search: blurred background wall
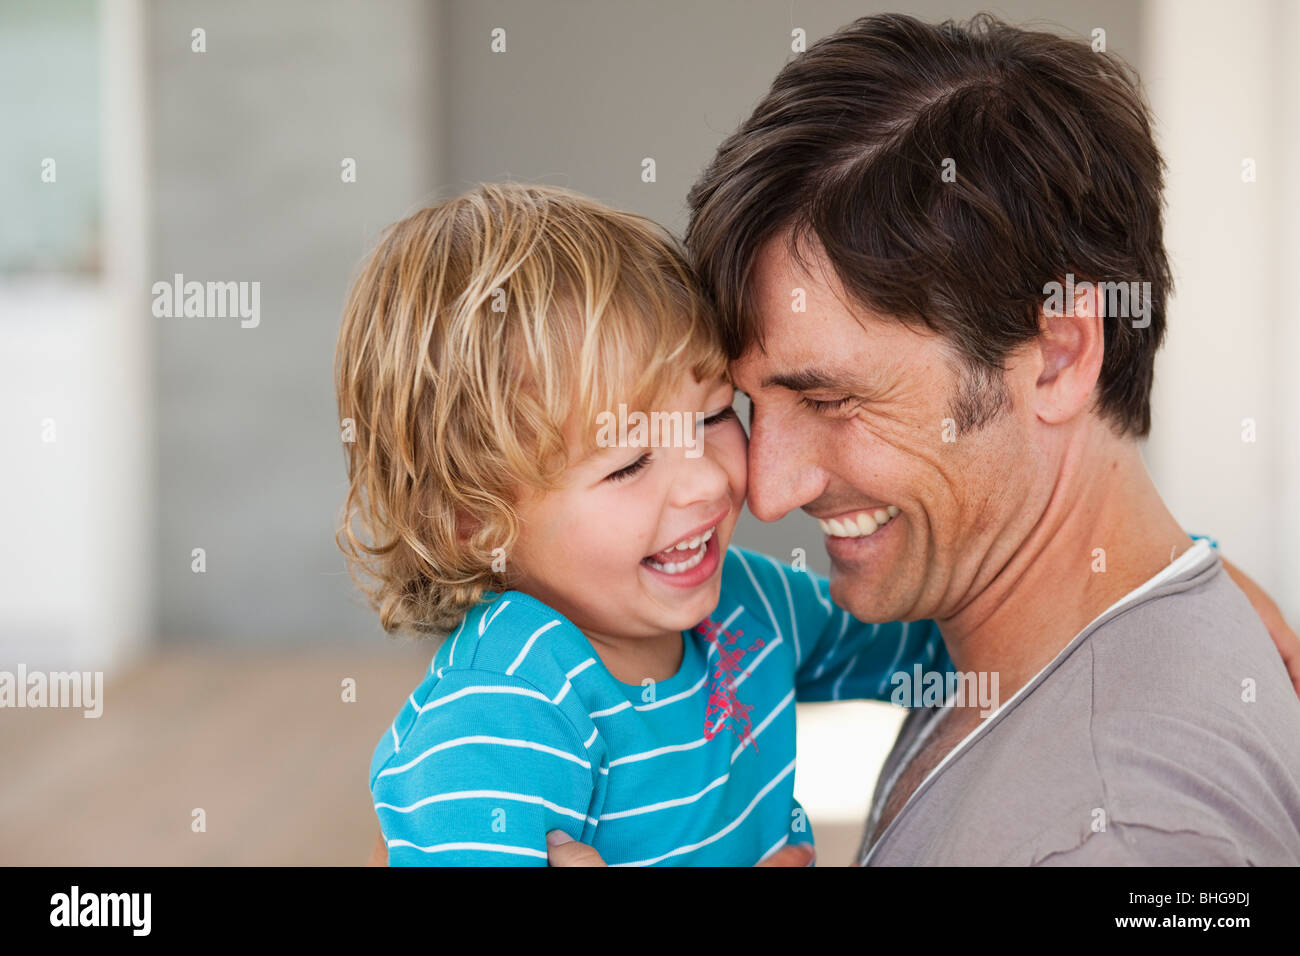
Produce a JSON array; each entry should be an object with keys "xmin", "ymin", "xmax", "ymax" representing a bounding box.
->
[{"xmin": 1, "ymin": 0, "xmax": 1295, "ymax": 865}]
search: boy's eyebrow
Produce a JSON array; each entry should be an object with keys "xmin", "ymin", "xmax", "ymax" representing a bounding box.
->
[{"xmin": 573, "ymin": 439, "xmax": 627, "ymax": 467}]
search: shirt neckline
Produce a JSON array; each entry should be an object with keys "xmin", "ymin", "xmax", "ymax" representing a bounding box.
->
[{"xmin": 860, "ymin": 539, "xmax": 1217, "ymax": 863}]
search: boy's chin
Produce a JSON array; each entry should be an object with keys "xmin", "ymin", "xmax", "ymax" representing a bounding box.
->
[{"xmin": 653, "ymin": 579, "xmax": 722, "ymax": 628}]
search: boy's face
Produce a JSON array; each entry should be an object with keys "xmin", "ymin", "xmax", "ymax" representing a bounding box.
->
[{"xmin": 508, "ymin": 373, "xmax": 747, "ymax": 645}]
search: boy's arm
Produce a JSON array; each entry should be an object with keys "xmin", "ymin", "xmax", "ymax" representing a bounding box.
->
[
  {"xmin": 795, "ymin": 606, "xmax": 951, "ymax": 704},
  {"xmin": 783, "ymin": 562, "xmax": 950, "ymax": 703},
  {"xmin": 372, "ymin": 670, "xmax": 596, "ymax": 866},
  {"xmin": 724, "ymin": 548, "xmax": 948, "ymax": 703},
  {"xmin": 1220, "ymin": 555, "xmax": 1300, "ymax": 695}
]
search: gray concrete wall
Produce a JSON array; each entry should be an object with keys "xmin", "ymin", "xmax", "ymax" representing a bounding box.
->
[{"xmin": 150, "ymin": 0, "xmax": 442, "ymax": 644}]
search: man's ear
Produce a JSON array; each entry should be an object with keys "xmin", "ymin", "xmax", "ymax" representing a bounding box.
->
[{"xmin": 1031, "ymin": 279, "xmax": 1105, "ymax": 426}]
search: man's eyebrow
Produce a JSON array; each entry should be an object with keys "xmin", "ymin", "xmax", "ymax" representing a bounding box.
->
[{"xmin": 761, "ymin": 367, "xmax": 852, "ymax": 392}]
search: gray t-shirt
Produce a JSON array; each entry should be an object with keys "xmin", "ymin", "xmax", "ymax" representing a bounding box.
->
[{"xmin": 859, "ymin": 544, "xmax": 1300, "ymax": 865}]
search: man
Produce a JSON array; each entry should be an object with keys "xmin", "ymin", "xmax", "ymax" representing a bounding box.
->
[{"xmin": 546, "ymin": 13, "xmax": 1300, "ymax": 866}]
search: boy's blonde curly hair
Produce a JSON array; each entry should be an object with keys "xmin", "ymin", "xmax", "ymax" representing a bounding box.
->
[{"xmin": 334, "ymin": 183, "xmax": 728, "ymax": 639}]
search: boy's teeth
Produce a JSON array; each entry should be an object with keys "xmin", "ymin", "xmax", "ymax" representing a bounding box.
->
[
  {"xmin": 818, "ymin": 507, "xmax": 900, "ymax": 539},
  {"xmin": 645, "ymin": 546, "xmax": 706, "ymax": 574},
  {"xmin": 646, "ymin": 527, "xmax": 714, "ymax": 572}
]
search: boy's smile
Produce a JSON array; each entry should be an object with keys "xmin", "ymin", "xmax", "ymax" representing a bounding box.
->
[{"xmin": 639, "ymin": 508, "xmax": 726, "ymax": 585}]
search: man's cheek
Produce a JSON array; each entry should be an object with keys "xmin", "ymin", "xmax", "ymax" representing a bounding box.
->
[{"xmin": 722, "ymin": 427, "xmax": 749, "ymax": 492}]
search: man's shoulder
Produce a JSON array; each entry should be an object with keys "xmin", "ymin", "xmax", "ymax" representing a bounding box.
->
[
  {"xmin": 981, "ymin": 561, "xmax": 1300, "ymax": 863},
  {"xmin": 1082, "ymin": 559, "xmax": 1300, "ymax": 756},
  {"xmin": 1087, "ymin": 556, "xmax": 1275, "ymax": 683},
  {"xmin": 866, "ymin": 560, "xmax": 1300, "ymax": 865},
  {"xmin": 1080, "ymin": 562, "xmax": 1300, "ymax": 859}
]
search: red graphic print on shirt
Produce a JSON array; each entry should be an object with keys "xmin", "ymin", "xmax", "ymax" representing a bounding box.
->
[{"xmin": 697, "ymin": 615, "xmax": 765, "ymax": 752}]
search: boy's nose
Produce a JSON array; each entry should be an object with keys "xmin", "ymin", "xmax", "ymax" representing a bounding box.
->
[{"xmin": 668, "ymin": 439, "xmax": 733, "ymax": 507}]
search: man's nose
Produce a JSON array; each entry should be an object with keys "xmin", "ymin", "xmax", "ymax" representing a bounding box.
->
[{"xmin": 746, "ymin": 410, "xmax": 824, "ymax": 523}]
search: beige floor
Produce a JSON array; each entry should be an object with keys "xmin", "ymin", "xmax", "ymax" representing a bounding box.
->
[{"xmin": 0, "ymin": 646, "xmax": 900, "ymax": 866}]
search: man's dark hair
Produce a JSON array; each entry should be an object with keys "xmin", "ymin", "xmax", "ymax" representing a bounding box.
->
[{"xmin": 686, "ymin": 12, "xmax": 1172, "ymax": 437}]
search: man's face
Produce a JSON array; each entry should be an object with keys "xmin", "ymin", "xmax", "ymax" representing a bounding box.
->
[{"xmin": 730, "ymin": 235, "xmax": 1046, "ymax": 623}]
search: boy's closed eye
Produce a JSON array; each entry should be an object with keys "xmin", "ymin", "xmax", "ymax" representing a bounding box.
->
[
  {"xmin": 601, "ymin": 406, "xmax": 740, "ymax": 484},
  {"xmin": 605, "ymin": 453, "xmax": 652, "ymax": 483}
]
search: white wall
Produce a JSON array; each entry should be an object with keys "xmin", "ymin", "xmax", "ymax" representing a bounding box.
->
[
  {"xmin": 0, "ymin": 0, "xmax": 151, "ymax": 673},
  {"xmin": 1143, "ymin": 0, "xmax": 1300, "ymax": 619},
  {"xmin": 1, "ymin": 283, "xmax": 100, "ymax": 670}
]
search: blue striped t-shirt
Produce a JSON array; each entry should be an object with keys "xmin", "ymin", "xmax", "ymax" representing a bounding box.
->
[{"xmin": 370, "ymin": 545, "xmax": 953, "ymax": 865}]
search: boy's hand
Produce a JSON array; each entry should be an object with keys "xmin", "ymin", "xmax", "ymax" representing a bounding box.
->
[
  {"xmin": 545, "ymin": 830, "xmax": 607, "ymax": 866},
  {"xmin": 366, "ymin": 828, "xmax": 387, "ymax": 866},
  {"xmin": 759, "ymin": 844, "xmax": 816, "ymax": 866},
  {"xmin": 1221, "ymin": 556, "xmax": 1300, "ymax": 696},
  {"xmin": 544, "ymin": 831, "xmax": 816, "ymax": 866}
]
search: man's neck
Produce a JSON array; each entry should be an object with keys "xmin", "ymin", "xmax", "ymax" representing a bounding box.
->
[{"xmin": 937, "ymin": 426, "xmax": 1194, "ymax": 704}]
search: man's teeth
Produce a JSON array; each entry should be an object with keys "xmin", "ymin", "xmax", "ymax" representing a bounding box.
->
[
  {"xmin": 645, "ymin": 527, "xmax": 714, "ymax": 574},
  {"xmin": 818, "ymin": 505, "xmax": 900, "ymax": 539}
]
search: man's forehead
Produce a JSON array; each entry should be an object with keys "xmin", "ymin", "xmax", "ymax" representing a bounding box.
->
[
  {"xmin": 730, "ymin": 338, "xmax": 877, "ymax": 396},
  {"xmin": 758, "ymin": 225, "xmax": 870, "ymax": 298},
  {"xmin": 747, "ymin": 233, "xmax": 879, "ymax": 335},
  {"xmin": 729, "ymin": 305, "xmax": 936, "ymax": 399},
  {"xmin": 730, "ymin": 297, "xmax": 886, "ymax": 392}
]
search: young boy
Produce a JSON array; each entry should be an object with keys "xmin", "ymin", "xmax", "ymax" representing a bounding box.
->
[{"xmin": 334, "ymin": 184, "xmax": 1289, "ymax": 866}]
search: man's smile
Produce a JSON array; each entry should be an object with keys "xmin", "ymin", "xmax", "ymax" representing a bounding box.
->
[{"xmin": 815, "ymin": 505, "xmax": 900, "ymax": 538}]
